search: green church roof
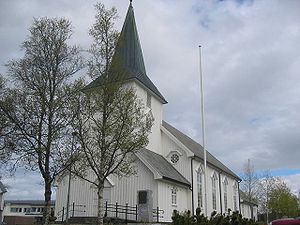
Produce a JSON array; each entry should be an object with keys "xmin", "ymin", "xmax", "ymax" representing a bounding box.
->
[{"xmin": 84, "ymin": 2, "xmax": 167, "ymax": 104}]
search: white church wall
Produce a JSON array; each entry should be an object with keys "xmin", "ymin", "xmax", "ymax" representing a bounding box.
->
[
  {"xmin": 55, "ymin": 171, "xmax": 99, "ymax": 218},
  {"xmin": 108, "ymin": 158, "xmax": 158, "ymax": 208},
  {"xmin": 192, "ymin": 160, "xmax": 222, "ymax": 216},
  {"xmin": 157, "ymin": 180, "xmax": 190, "ymax": 222},
  {"xmin": 131, "ymin": 81, "xmax": 163, "ymax": 154},
  {"xmin": 55, "ymin": 158, "xmax": 158, "ymax": 220},
  {"xmin": 218, "ymin": 174, "xmax": 240, "ymax": 214},
  {"xmin": 161, "ymin": 132, "xmax": 192, "ymax": 180},
  {"xmin": 191, "ymin": 159, "xmax": 240, "ymax": 216}
]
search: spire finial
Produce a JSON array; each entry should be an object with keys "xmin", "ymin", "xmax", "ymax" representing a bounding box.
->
[{"xmin": 130, "ymin": 0, "xmax": 132, "ymax": 3}]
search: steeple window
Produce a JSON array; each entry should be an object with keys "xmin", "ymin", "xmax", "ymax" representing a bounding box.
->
[{"xmin": 147, "ymin": 92, "xmax": 151, "ymax": 108}]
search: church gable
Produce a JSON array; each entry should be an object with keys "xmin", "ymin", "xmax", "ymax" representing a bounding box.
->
[
  {"xmin": 162, "ymin": 121, "xmax": 240, "ymax": 180},
  {"xmin": 136, "ymin": 148, "xmax": 190, "ymax": 187},
  {"xmin": 161, "ymin": 130, "xmax": 192, "ymax": 180}
]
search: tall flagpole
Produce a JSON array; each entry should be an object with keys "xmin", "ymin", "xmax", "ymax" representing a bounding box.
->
[{"xmin": 199, "ymin": 45, "xmax": 208, "ymax": 217}]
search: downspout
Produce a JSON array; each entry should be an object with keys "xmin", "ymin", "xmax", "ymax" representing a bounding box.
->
[
  {"xmin": 191, "ymin": 158, "xmax": 195, "ymax": 215},
  {"xmin": 218, "ymin": 172, "xmax": 223, "ymax": 215}
]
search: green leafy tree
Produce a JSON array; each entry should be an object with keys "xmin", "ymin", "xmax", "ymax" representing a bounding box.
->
[
  {"xmin": 0, "ymin": 18, "xmax": 83, "ymax": 225},
  {"xmin": 268, "ymin": 183, "xmax": 299, "ymax": 218},
  {"xmin": 257, "ymin": 170, "xmax": 281, "ymax": 223}
]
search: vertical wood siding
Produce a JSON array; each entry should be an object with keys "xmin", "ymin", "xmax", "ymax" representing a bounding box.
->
[
  {"xmin": 55, "ymin": 158, "xmax": 158, "ymax": 219},
  {"xmin": 157, "ymin": 181, "xmax": 190, "ymax": 222},
  {"xmin": 161, "ymin": 132, "xmax": 191, "ymax": 179}
]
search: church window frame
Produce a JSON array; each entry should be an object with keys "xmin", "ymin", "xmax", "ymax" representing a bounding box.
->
[
  {"xmin": 223, "ymin": 177, "xmax": 228, "ymax": 212},
  {"xmin": 171, "ymin": 187, "xmax": 177, "ymax": 206},
  {"xmin": 146, "ymin": 92, "xmax": 151, "ymax": 108},
  {"xmin": 170, "ymin": 153, "xmax": 180, "ymax": 164},
  {"xmin": 233, "ymin": 182, "xmax": 238, "ymax": 211},
  {"xmin": 197, "ymin": 166, "xmax": 203, "ymax": 208},
  {"xmin": 211, "ymin": 172, "xmax": 218, "ymax": 210}
]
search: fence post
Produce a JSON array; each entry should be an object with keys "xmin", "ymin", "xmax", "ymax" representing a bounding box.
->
[
  {"xmin": 115, "ymin": 202, "xmax": 118, "ymax": 218},
  {"xmin": 135, "ymin": 205, "xmax": 138, "ymax": 221},
  {"xmin": 125, "ymin": 203, "xmax": 128, "ymax": 222},
  {"xmin": 72, "ymin": 202, "xmax": 75, "ymax": 217},
  {"xmin": 105, "ymin": 201, "xmax": 108, "ymax": 217},
  {"xmin": 62, "ymin": 207, "xmax": 65, "ymax": 222},
  {"xmin": 157, "ymin": 206, "xmax": 159, "ymax": 222}
]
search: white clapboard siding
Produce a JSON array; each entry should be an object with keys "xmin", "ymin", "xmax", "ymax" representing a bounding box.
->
[
  {"xmin": 132, "ymin": 81, "xmax": 163, "ymax": 154},
  {"xmin": 161, "ymin": 132, "xmax": 192, "ymax": 180},
  {"xmin": 109, "ymin": 158, "xmax": 158, "ymax": 208},
  {"xmin": 157, "ymin": 180, "xmax": 190, "ymax": 222}
]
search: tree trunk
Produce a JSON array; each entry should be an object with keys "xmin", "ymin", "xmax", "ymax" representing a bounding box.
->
[
  {"xmin": 97, "ymin": 184, "xmax": 104, "ymax": 225},
  {"xmin": 43, "ymin": 181, "xmax": 52, "ymax": 225}
]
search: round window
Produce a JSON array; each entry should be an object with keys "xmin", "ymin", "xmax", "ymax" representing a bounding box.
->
[{"xmin": 170, "ymin": 153, "xmax": 179, "ymax": 164}]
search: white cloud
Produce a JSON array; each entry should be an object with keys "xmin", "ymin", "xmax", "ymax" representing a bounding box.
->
[
  {"xmin": 2, "ymin": 171, "xmax": 54, "ymax": 200},
  {"xmin": 282, "ymin": 174, "xmax": 300, "ymax": 196},
  {"xmin": 1, "ymin": 0, "xmax": 300, "ymax": 199}
]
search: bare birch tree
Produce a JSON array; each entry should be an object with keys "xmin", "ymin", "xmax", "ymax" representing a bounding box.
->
[
  {"xmin": 69, "ymin": 3, "xmax": 153, "ymax": 225},
  {"xmin": 72, "ymin": 82, "xmax": 152, "ymax": 225},
  {"xmin": 0, "ymin": 18, "xmax": 83, "ymax": 225},
  {"xmin": 240, "ymin": 159, "xmax": 259, "ymax": 220},
  {"xmin": 88, "ymin": 2, "xmax": 119, "ymax": 79},
  {"xmin": 257, "ymin": 170, "xmax": 280, "ymax": 223},
  {"xmin": 0, "ymin": 76, "xmax": 14, "ymax": 171}
]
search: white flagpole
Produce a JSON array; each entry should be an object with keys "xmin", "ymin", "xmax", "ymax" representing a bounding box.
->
[{"xmin": 199, "ymin": 45, "xmax": 208, "ymax": 217}]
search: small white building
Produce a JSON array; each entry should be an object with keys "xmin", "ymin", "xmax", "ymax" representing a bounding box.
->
[
  {"xmin": 55, "ymin": 2, "xmax": 241, "ymax": 223},
  {"xmin": 3, "ymin": 200, "xmax": 55, "ymax": 225},
  {"xmin": 0, "ymin": 181, "xmax": 7, "ymax": 222},
  {"xmin": 240, "ymin": 199, "xmax": 258, "ymax": 221}
]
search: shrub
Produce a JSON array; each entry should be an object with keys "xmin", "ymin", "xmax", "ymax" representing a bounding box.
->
[{"xmin": 171, "ymin": 208, "xmax": 258, "ymax": 225}]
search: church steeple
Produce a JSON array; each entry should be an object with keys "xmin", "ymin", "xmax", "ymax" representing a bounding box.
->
[
  {"xmin": 85, "ymin": 2, "xmax": 167, "ymax": 104},
  {"xmin": 111, "ymin": 2, "xmax": 147, "ymax": 85}
]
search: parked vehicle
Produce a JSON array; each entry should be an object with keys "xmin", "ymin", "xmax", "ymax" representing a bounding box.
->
[{"xmin": 270, "ymin": 218, "xmax": 300, "ymax": 225}]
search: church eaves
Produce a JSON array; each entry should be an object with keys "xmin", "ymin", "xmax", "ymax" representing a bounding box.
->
[{"xmin": 84, "ymin": 2, "xmax": 167, "ymax": 104}]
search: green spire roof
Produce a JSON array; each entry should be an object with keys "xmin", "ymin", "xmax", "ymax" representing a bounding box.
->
[{"xmin": 85, "ymin": 2, "xmax": 167, "ymax": 104}]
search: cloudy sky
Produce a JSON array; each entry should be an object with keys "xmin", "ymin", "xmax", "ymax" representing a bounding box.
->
[{"xmin": 1, "ymin": 0, "xmax": 300, "ymax": 199}]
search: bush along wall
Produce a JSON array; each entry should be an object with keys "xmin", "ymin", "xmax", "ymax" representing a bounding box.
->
[{"xmin": 171, "ymin": 208, "xmax": 258, "ymax": 225}]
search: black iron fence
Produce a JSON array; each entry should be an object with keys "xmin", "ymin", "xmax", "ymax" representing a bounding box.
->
[
  {"xmin": 56, "ymin": 203, "xmax": 86, "ymax": 222},
  {"xmin": 104, "ymin": 202, "xmax": 138, "ymax": 222},
  {"xmin": 57, "ymin": 201, "xmax": 164, "ymax": 222},
  {"xmin": 153, "ymin": 206, "xmax": 164, "ymax": 223}
]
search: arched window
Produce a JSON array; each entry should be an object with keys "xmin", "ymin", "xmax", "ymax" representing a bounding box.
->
[
  {"xmin": 223, "ymin": 178, "xmax": 228, "ymax": 211},
  {"xmin": 233, "ymin": 182, "xmax": 238, "ymax": 211},
  {"xmin": 147, "ymin": 92, "xmax": 151, "ymax": 108},
  {"xmin": 197, "ymin": 167, "xmax": 203, "ymax": 208},
  {"xmin": 171, "ymin": 187, "xmax": 177, "ymax": 206},
  {"xmin": 211, "ymin": 172, "xmax": 218, "ymax": 210}
]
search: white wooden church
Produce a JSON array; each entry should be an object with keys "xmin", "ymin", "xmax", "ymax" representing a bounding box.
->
[{"xmin": 55, "ymin": 2, "xmax": 241, "ymax": 222}]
